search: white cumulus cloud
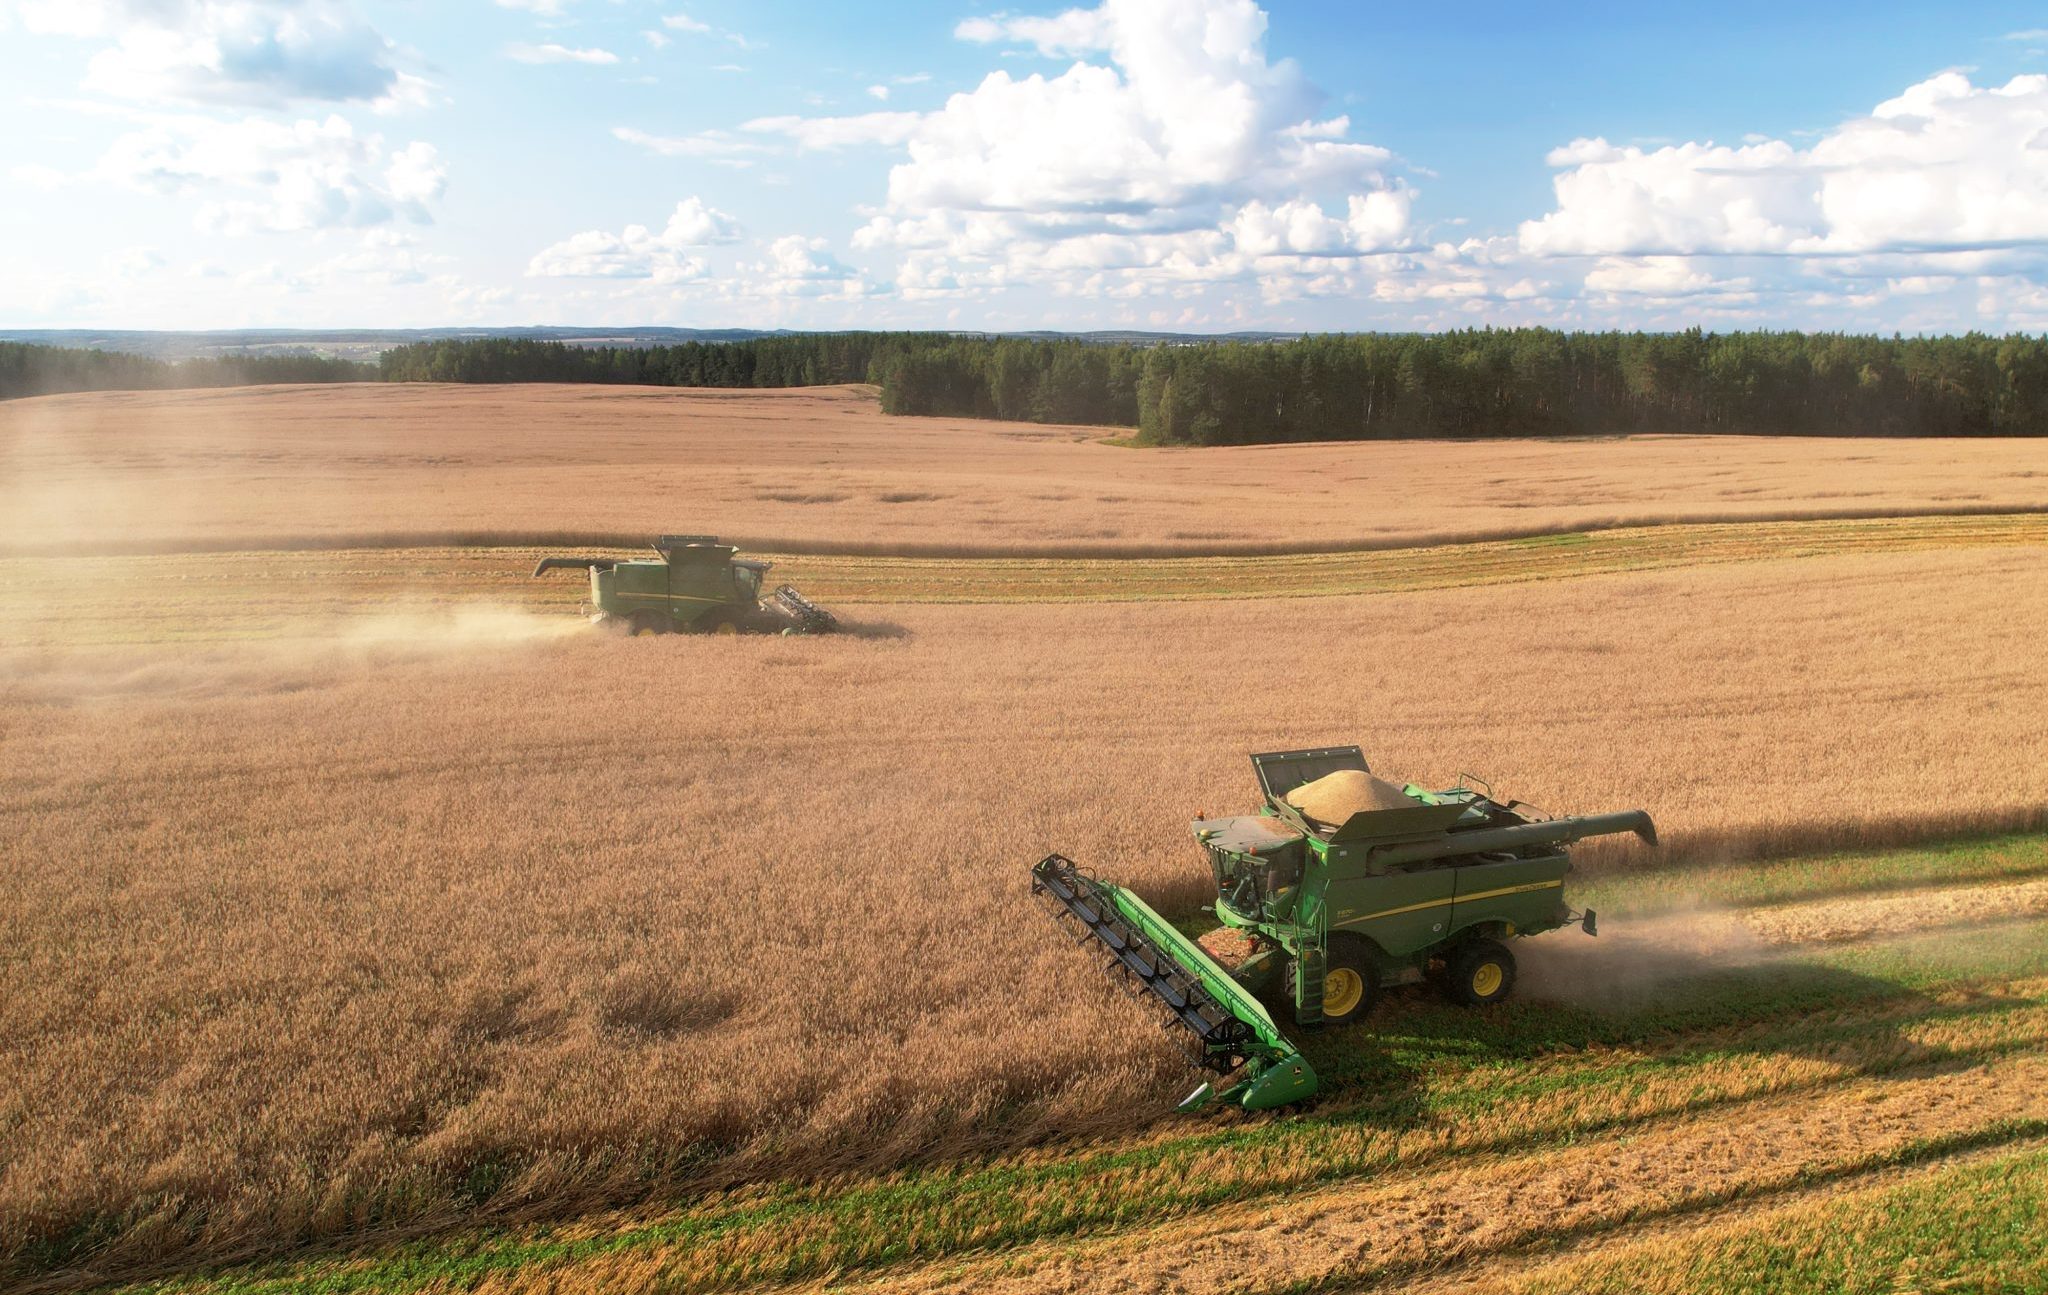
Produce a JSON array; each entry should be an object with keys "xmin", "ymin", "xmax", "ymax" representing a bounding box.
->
[
  {"xmin": 527, "ymin": 197, "xmax": 742, "ymax": 281},
  {"xmin": 95, "ymin": 112, "xmax": 446, "ymax": 232},
  {"xmin": 659, "ymin": 11, "xmax": 750, "ymax": 46},
  {"xmin": 784, "ymin": 0, "xmax": 1417, "ymax": 303},
  {"xmin": 611, "ymin": 125, "xmax": 768, "ymax": 165},
  {"xmin": 16, "ymin": 0, "xmax": 414, "ymax": 110},
  {"xmin": 742, "ymin": 111, "xmax": 922, "ymax": 151},
  {"xmin": 1522, "ymin": 72, "xmax": 2048, "ymax": 260},
  {"xmin": 1582, "ymin": 255, "xmax": 1748, "ymax": 298},
  {"xmin": 731, "ymin": 235, "xmax": 878, "ymax": 299},
  {"xmin": 508, "ymin": 43, "xmax": 619, "ymax": 65}
]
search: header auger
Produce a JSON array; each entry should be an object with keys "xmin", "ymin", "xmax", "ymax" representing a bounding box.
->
[
  {"xmin": 533, "ymin": 535, "xmax": 839, "ymax": 636},
  {"xmin": 1031, "ymin": 745, "xmax": 1656, "ymax": 1112}
]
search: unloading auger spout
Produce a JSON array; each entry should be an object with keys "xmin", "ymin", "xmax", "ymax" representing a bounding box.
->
[{"xmin": 1029, "ymin": 854, "xmax": 1317, "ymax": 1112}]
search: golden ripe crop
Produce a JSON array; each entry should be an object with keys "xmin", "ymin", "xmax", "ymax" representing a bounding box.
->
[
  {"xmin": 7, "ymin": 382, "xmax": 2048, "ymax": 555},
  {"xmin": 4, "ymin": 545, "xmax": 2046, "ymax": 1275}
]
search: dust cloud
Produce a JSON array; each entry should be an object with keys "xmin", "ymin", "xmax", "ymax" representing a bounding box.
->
[
  {"xmin": 1515, "ymin": 905, "xmax": 1768, "ymax": 1011},
  {"xmin": 0, "ymin": 607, "xmax": 587, "ymax": 707},
  {"xmin": 1516, "ymin": 874, "xmax": 2048, "ymax": 1011},
  {"xmin": 339, "ymin": 607, "xmax": 588, "ymax": 648}
]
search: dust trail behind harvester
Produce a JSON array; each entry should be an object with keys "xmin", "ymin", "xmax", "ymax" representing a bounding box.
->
[
  {"xmin": 339, "ymin": 607, "xmax": 587, "ymax": 649},
  {"xmin": 1517, "ymin": 874, "xmax": 2048, "ymax": 1011},
  {"xmin": 1514, "ymin": 904, "xmax": 1768, "ymax": 1011},
  {"xmin": 0, "ymin": 606, "xmax": 587, "ymax": 708}
]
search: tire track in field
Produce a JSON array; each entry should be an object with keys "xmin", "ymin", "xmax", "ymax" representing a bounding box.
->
[
  {"xmin": 786, "ymin": 1053, "xmax": 2048, "ymax": 1295},
  {"xmin": 1735, "ymin": 875, "xmax": 2048, "ymax": 946},
  {"xmin": 1388, "ymin": 1137, "xmax": 2048, "ymax": 1295}
]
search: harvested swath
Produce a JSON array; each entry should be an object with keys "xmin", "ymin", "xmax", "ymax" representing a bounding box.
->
[
  {"xmin": 1286, "ymin": 769, "xmax": 1416, "ymax": 824},
  {"xmin": 816, "ymin": 1053, "xmax": 2048, "ymax": 1294}
]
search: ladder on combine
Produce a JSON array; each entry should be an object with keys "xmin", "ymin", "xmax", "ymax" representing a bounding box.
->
[{"xmin": 1030, "ymin": 854, "xmax": 1318, "ymax": 1111}]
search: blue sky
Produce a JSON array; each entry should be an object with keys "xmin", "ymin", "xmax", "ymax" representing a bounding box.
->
[{"xmin": 5, "ymin": 0, "xmax": 2048, "ymax": 332}]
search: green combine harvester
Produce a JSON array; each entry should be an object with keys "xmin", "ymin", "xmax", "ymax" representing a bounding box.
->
[
  {"xmin": 534, "ymin": 535, "xmax": 837, "ymax": 635},
  {"xmin": 1032, "ymin": 745, "xmax": 1656, "ymax": 1112}
]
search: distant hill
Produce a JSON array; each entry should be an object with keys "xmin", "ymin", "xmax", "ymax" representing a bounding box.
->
[
  {"xmin": 0, "ymin": 326, "xmax": 1300, "ymax": 363},
  {"xmin": 0, "ymin": 327, "xmax": 798, "ymax": 363}
]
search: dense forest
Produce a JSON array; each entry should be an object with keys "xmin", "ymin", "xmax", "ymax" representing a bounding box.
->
[
  {"xmin": 0, "ymin": 342, "xmax": 371, "ymax": 401},
  {"xmin": 370, "ymin": 329, "xmax": 2048, "ymax": 439},
  {"xmin": 12, "ymin": 329, "xmax": 2048, "ymax": 439},
  {"xmin": 375, "ymin": 333, "xmax": 918, "ymax": 388},
  {"xmin": 876, "ymin": 330, "xmax": 2048, "ymax": 440}
]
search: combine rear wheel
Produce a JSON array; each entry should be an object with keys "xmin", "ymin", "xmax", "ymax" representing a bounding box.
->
[
  {"xmin": 1445, "ymin": 939, "xmax": 1516, "ymax": 1007},
  {"xmin": 1320, "ymin": 942, "xmax": 1378, "ymax": 1026},
  {"xmin": 630, "ymin": 613, "xmax": 667, "ymax": 637}
]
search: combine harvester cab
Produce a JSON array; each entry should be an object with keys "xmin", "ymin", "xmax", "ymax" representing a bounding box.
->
[
  {"xmin": 1033, "ymin": 744, "xmax": 1655, "ymax": 1113},
  {"xmin": 532, "ymin": 534, "xmax": 838, "ymax": 636}
]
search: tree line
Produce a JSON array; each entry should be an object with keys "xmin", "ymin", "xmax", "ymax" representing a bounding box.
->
[
  {"xmin": 375, "ymin": 333, "xmax": 927, "ymax": 388},
  {"xmin": 880, "ymin": 328, "xmax": 2048, "ymax": 440},
  {"xmin": 369, "ymin": 328, "xmax": 2048, "ymax": 439},
  {"xmin": 0, "ymin": 342, "xmax": 372, "ymax": 401},
  {"xmin": 373, "ymin": 332, "xmax": 1150, "ymax": 426},
  {"xmin": 11, "ymin": 329, "xmax": 2048, "ymax": 439}
]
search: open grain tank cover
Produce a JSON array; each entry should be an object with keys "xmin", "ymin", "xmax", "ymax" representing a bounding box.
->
[
  {"xmin": 1251, "ymin": 746, "xmax": 1371, "ymax": 804},
  {"xmin": 1285, "ymin": 769, "xmax": 1418, "ymax": 825}
]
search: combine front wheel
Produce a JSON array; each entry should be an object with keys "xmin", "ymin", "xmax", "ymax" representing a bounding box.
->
[
  {"xmin": 703, "ymin": 613, "xmax": 741, "ymax": 636},
  {"xmin": 1446, "ymin": 939, "xmax": 1516, "ymax": 1007},
  {"xmin": 1320, "ymin": 942, "xmax": 1378, "ymax": 1026},
  {"xmin": 630, "ymin": 613, "xmax": 667, "ymax": 638}
]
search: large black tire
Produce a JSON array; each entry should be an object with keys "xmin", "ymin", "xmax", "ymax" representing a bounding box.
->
[
  {"xmin": 1444, "ymin": 939, "xmax": 1517, "ymax": 1007},
  {"xmin": 630, "ymin": 612, "xmax": 667, "ymax": 637},
  {"xmin": 699, "ymin": 612, "xmax": 741, "ymax": 636},
  {"xmin": 1319, "ymin": 941, "xmax": 1379, "ymax": 1027}
]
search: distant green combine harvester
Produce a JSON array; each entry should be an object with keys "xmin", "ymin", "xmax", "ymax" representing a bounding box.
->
[{"xmin": 534, "ymin": 534, "xmax": 838, "ymax": 635}]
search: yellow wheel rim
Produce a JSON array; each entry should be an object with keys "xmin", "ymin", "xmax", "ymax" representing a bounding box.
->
[
  {"xmin": 634, "ymin": 626, "xmax": 658, "ymax": 638},
  {"xmin": 1324, "ymin": 968, "xmax": 1365, "ymax": 1017},
  {"xmin": 713, "ymin": 620, "xmax": 740, "ymax": 636},
  {"xmin": 1471, "ymin": 961, "xmax": 1504, "ymax": 998}
]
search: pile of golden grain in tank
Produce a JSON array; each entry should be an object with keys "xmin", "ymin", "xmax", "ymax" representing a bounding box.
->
[{"xmin": 1285, "ymin": 769, "xmax": 1416, "ymax": 825}]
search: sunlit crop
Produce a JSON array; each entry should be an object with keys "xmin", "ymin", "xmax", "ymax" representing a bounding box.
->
[
  {"xmin": 5, "ymin": 544, "xmax": 2047, "ymax": 1280},
  {"xmin": 6, "ymin": 383, "xmax": 2048, "ymax": 555}
]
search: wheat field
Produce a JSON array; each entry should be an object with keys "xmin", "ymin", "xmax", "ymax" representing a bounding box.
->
[
  {"xmin": 7, "ymin": 383, "xmax": 2048, "ymax": 555},
  {"xmin": 5, "ymin": 383, "xmax": 2048, "ymax": 1293},
  {"xmin": 7, "ymin": 543, "xmax": 2048, "ymax": 1285}
]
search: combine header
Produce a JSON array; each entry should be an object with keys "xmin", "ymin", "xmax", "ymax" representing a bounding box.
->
[
  {"xmin": 1033, "ymin": 854, "xmax": 1315, "ymax": 1111},
  {"xmin": 534, "ymin": 535, "xmax": 838, "ymax": 636},
  {"xmin": 1033, "ymin": 745, "xmax": 1656, "ymax": 1112}
]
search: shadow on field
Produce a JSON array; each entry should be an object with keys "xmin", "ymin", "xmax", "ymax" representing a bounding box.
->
[
  {"xmin": 834, "ymin": 617, "xmax": 911, "ymax": 640},
  {"xmin": 1289, "ymin": 944, "xmax": 2036, "ymax": 1132}
]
